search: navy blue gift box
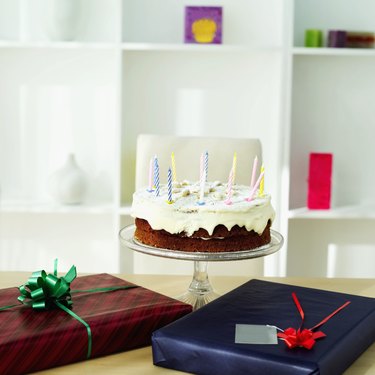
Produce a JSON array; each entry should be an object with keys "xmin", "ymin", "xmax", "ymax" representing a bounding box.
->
[{"xmin": 152, "ymin": 279, "xmax": 375, "ymax": 375}]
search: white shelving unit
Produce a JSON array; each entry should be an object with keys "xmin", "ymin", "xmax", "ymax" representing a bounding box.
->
[
  {"xmin": 1, "ymin": 0, "xmax": 374, "ymax": 278},
  {"xmin": 0, "ymin": 0, "xmax": 122, "ymax": 274},
  {"xmin": 286, "ymin": 0, "xmax": 375, "ymax": 277}
]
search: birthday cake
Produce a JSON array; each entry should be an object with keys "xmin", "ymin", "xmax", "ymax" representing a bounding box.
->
[{"xmin": 131, "ymin": 180, "xmax": 275, "ymax": 253}]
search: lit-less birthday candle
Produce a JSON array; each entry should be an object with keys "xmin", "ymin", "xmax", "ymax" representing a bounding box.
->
[
  {"xmin": 246, "ymin": 170, "xmax": 264, "ymax": 202},
  {"xmin": 232, "ymin": 152, "xmax": 237, "ymax": 184},
  {"xmin": 204, "ymin": 151, "xmax": 209, "ymax": 181},
  {"xmin": 154, "ymin": 156, "xmax": 160, "ymax": 196},
  {"xmin": 147, "ymin": 157, "xmax": 153, "ymax": 192},
  {"xmin": 259, "ymin": 165, "xmax": 265, "ymax": 196},
  {"xmin": 199, "ymin": 152, "xmax": 204, "ymax": 182},
  {"xmin": 167, "ymin": 167, "xmax": 173, "ymax": 204},
  {"xmin": 171, "ymin": 152, "xmax": 177, "ymax": 182},
  {"xmin": 198, "ymin": 169, "xmax": 206, "ymax": 205},
  {"xmin": 250, "ymin": 155, "xmax": 258, "ymax": 189},
  {"xmin": 225, "ymin": 167, "xmax": 234, "ymax": 205}
]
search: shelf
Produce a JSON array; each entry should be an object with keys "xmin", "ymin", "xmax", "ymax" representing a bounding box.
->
[
  {"xmin": 122, "ymin": 0, "xmax": 283, "ymax": 47},
  {"xmin": 293, "ymin": 47, "xmax": 375, "ymax": 56},
  {"xmin": 0, "ymin": 201, "xmax": 115, "ymax": 214},
  {"xmin": 0, "ymin": 40, "xmax": 283, "ymax": 54},
  {"xmin": 288, "ymin": 206, "xmax": 375, "ymax": 220},
  {"xmin": 0, "ymin": 40, "xmax": 117, "ymax": 50},
  {"xmin": 121, "ymin": 43, "xmax": 282, "ymax": 53}
]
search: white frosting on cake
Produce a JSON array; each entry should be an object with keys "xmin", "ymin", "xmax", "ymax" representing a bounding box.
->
[{"xmin": 131, "ymin": 181, "xmax": 275, "ymax": 236}]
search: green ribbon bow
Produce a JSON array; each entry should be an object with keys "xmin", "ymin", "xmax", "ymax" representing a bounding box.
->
[
  {"xmin": 18, "ymin": 259, "xmax": 76, "ymax": 310},
  {"xmin": 2, "ymin": 259, "xmax": 139, "ymax": 360},
  {"xmin": 17, "ymin": 259, "xmax": 92, "ymax": 358}
]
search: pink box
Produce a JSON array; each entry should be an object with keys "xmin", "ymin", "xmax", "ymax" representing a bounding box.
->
[{"xmin": 307, "ymin": 153, "xmax": 333, "ymax": 209}]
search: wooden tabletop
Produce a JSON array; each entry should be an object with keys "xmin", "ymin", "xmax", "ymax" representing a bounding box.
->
[{"xmin": 1, "ymin": 273, "xmax": 374, "ymax": 374}]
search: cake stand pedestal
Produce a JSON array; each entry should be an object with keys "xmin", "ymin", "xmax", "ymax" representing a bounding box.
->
[
  {"xmin": 119, "ymin": 225, "xmax": 283, "ymax": 310},
  {"xmin": 177, "ymin": 260, "xmax": 219, "ymax": 310}
]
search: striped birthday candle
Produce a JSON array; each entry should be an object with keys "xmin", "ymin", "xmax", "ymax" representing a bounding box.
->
[
  {"xmin": 154, "ymin": 156, "xmax": 160, "ymax": 197},
  {"xmin": 167, "ymin": 167, "xmax": 173, "ymax": 203}
]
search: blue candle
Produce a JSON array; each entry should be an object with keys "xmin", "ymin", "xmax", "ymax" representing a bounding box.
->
[
  {"xmin": 167, "ymin": 167, "xmax": 173, "ymax": 203},
  {"xmin": 154, "ymin": 156, "xmax": 160, "ymax": 197}
]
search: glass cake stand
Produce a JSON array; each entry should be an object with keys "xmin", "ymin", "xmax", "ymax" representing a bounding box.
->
[{"xmin": 119, "ymin": 225, "xmax": 284, "ymax": 310}]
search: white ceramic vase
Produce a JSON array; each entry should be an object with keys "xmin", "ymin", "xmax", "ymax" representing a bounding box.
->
[{"xmin": 49, "ymin": 154, "xmax": 87, "ymax": 205}]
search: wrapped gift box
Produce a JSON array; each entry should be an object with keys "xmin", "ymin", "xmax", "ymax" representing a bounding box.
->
[
  {"xmin": 152, "ymin": 279, "xmax": 375, "ymax": 375},
  {"xmin": 0, "ymin": 273, "xmax": 192, "ymax": 374}
]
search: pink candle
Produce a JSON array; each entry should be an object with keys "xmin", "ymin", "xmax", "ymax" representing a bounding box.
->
[
  {"xmin": 250, "ymin": 155, "xmax": 258, "ymax": 189},
  {"xmin": 246, "ymin": 171, "xmax": 264, "ymax": 202},
  {"xmin": 225, "ymin": 168, "xmax": 234, "ymax": 205}
]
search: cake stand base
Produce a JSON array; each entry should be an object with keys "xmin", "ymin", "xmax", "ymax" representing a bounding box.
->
[{"xmin": 176, "ymin": 260, "xmax": 220, "ymax": 310}]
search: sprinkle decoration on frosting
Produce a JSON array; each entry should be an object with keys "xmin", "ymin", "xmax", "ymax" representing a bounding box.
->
[
  {"xmin": 133, "ymin": 153, "xmax": 275, "ymax": 239},
  {"xmin": 131, "ymin": 180, "xmax": 275, "ymax": 237}
]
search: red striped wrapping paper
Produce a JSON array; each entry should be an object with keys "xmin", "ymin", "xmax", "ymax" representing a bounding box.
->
[{"xmin": 0, "ymin": 273, "xmax": 192, "ymax": 374}]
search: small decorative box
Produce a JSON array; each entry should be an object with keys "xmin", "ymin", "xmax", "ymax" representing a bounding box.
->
[
  {"xmin": 346, "ymin": 31, "xmax": 375, "ymax": 48},
  {"xmin": 305, "ymin": 29, "xmax": 323, "ymax": 47},
  {"xmin": 328, "ymin": 30, "xmax": 347, "ymax": 48},
  {"xmin": 184, "ymin": 6, "xmax": 223, "ymax": 44},
  {"xmin": 307, "ymin": 152, "xmax": 333, "ymax": 210}
]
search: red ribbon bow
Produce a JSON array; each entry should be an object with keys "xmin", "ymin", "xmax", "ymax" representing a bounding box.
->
[{"xmin": 277, "ymin": 292, "xmax": 350, "ymax": 350}]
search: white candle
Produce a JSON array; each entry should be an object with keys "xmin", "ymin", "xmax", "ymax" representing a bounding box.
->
[
  {"xmin": 198, "ymin": 169, "xmax": 206, "ymax": 205},
  {"xmin": 199, "ymin": 152, "xmax": 204, "ymax": 181}
]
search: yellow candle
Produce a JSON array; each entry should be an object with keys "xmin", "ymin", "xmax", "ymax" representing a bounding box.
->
[
  {"xmin": 259, "ymin": 165, "xmax": 265, "ymax": 196},
  {"xmin": 232, "ymin": 152, "xmax": 237, "ymax": 184},
  {"xmin": 171, "ymin": 152, "xmax": 177, "ymax": 182}
]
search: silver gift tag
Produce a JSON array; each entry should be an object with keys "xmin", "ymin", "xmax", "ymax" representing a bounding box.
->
[{"xmin": 235, "ymin": 324, "xmax": 278, "ymax": 344}]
